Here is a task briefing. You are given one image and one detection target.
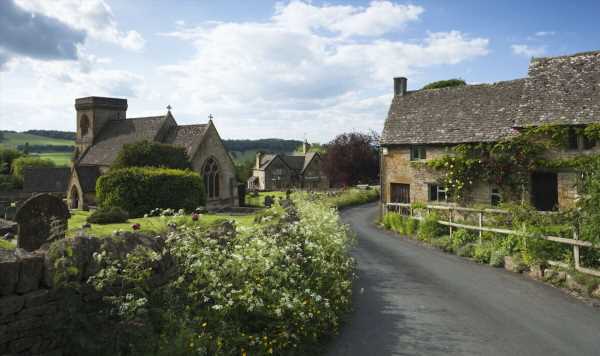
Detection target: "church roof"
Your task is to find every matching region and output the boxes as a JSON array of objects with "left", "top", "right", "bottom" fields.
[
  {"left": 381, "top": 50, "right": 600, "bottom": 145},
  {"left": 79, "top": 115, "right": 170, "bottom": 166},
  {"left": 22, "top": 167, "right": 70, "bottom": 193},
  {"left": 164, "top": 124, "right": 208, "bottom": 155}
]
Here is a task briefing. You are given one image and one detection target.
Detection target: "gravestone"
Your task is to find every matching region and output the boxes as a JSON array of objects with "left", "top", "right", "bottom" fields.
[{"left": 15, "top": 194, "right": 70, "bottom": 252}]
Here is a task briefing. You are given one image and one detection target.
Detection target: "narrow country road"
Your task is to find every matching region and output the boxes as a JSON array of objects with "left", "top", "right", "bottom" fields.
[{"left": 326, "top": 203, "right": 600, "bottom": 356}]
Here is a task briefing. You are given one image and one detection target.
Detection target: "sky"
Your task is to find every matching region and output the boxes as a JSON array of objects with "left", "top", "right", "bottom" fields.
[{"left": 1, "top": 0, "right": 600, "bottom": 143}]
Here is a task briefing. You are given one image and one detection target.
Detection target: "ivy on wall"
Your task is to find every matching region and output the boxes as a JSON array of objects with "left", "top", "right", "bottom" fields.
[{"left": 420, "top": 123, "right": 600, "bottom": 202}]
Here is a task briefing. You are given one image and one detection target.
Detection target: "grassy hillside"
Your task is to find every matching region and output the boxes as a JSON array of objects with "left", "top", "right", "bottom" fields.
[{"left": 0, "top": 131, "right": 73, "bottom": 147}]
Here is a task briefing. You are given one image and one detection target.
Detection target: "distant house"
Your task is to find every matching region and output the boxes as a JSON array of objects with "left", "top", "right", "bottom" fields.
[
  {"left": 23, "top": 167, "right": 70, "bottom": 196},
  {"left": 67, "top": 96, "right": 238, "bottom": 209},
  {"left": 247, "top": 142, "right": 328, "bottom": 191},
  {"left": 380, "top": 50, "right": 600, "bottom": 211}
]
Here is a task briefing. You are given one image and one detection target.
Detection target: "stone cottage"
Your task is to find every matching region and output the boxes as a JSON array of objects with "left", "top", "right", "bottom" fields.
[
  {"left": 247, "top": 142, "right": 328, "bottom": 191},
  {"left": 67, "top": 96, "right": 238, "bottom": 209},
  {"left": 380, "top": 50, "right": 600, "bottom": 211}
]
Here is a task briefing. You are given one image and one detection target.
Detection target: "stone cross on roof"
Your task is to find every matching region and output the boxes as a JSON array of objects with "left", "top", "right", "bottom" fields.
[
  {"left": 166, "top": 105, "right": 172, "bottom": 112},
  {"left": 208, "top": 113, "right": 214, "bottom": 120}
]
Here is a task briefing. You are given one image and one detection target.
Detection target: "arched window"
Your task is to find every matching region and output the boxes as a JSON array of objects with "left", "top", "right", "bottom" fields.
[
  {"left": 203, "top": 157, "right": 220, "bottom": 199},
  {"left": 80, "top": 115, "right": 90, "bottom": 136}
]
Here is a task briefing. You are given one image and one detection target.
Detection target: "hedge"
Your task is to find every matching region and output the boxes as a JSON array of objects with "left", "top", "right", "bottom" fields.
[
  {"left": 96, "top": 167, "right": 205, "bottom": 217},
  {"left": 111, "top": 140, "right": 191, "bottom": 170}
]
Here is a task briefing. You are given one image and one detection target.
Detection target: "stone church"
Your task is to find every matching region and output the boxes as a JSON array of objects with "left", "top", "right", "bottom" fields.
[{"left": 67, "top": 96, "right": 238, "bottom": 210}]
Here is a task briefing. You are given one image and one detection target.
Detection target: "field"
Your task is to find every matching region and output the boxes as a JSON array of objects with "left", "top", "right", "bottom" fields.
[
  {"left": 0, "top": 132, "right": 73, "bottom": 147},
  {"left": 67, "top": 210, "right": 256, "bottom": 237},
  {"left": 31, "top": 152, "right": 72, "bottom": 166}
]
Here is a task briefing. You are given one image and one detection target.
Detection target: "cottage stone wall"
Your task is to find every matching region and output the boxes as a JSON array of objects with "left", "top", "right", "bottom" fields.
[{"left": 381, "top": 144, "right": 576, "bottom": 209}]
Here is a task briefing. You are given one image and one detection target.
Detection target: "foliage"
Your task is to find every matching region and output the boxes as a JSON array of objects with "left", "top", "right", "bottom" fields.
[
  {"left": 0, "top": 147, "right": 23, "bottom": 174},
  {"left": 577, "top": 155, "right": 600, "bottom": 245},
  {"left": 10, "top": 155, "right": 55, "bottom": 182},
  {"left": 87, "top": 207, "right": 129, "bottom": 224},
  {"left": 0, "top": 174, "right": 21, "bottom": 191},
  {"left": 382, "top": 213, "right": 418, "bottom": 235},
  {"left": 417, "top": 212, "right": 447, "bottom": 242},
  {"left": 321, "top": 132, "right": 379, "bottom": 187},
  {"left": 234, "top": 157, "right": 255, "bottom": 183},
  {"left": 24, "top": 129, "right": 76, "bottom": 140},
  {"left": 430, "top": 235, "right": 452, "bottom": 252},
  {"left": 310, "top": 188, "right": 380, "bottom": 210},
  {"left": 59, "top": 194, "right": 355, "bottom": 355},
  {"left": 456, "top": 243, "right": 476, "bottom": 258},
  {"left": 422, "top": 79, "right": 466, "bottom": 90},
  {"left": 112, "top": 140, "right": 191, "bottom": 170},
  {"left": 16, "top": 144, "right": 74, "bottom": 153},
  {"left": 473, "top": 242, "right": 493, "bottom": 264},
  {"left": 449, "top": 229, "right": 476, "bottom": 252},
  {"left": 224, "top": 138, "right": 303, "bottom": 153},
  {"left": 96, "top": 167, "right": 205, "bottom": 217}
]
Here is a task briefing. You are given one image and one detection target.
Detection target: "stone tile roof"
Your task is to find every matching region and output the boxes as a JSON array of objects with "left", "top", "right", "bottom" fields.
[
  {"left": 258, "top": 154, "right": 278, "bottom": 170},
  {"left": 164, "top": 124, "right": 208, "bottom": 155},
  {"left": 258, "top": 153, "right": 319, "bottom": 174},
  {"left": 76, "top": 165, "right": 101, "bottom": 192},
  {"left": 281, "top": 155, "right": 306, "bottom": 171},
  {"left": 79, "top": 116, "right": 169, "bottom": 166},
  {"left": 516, "top": 51, "right": 600, "bottom": 127},
  {"left": 22, "top": 167, "right": 70, "bottom": 193},
  {"left": 382, "top": 50, "right": 600, "bottom": 145}
]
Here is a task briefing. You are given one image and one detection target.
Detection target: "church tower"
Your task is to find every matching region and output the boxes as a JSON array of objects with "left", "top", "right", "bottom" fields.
[{"left": 74, "top": 97, "right": 127, "bottom": 155}]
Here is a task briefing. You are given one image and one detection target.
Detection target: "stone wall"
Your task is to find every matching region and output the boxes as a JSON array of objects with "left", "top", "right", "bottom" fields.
[
  {"left": 0, "top": 249, "right": 60, "bottom": 356},
  {"left": 0, "top": 232, "right": 173, "bottom": 356}
]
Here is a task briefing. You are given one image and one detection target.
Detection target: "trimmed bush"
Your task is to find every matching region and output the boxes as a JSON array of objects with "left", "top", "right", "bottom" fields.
[
  {"left": 96, "top": 167, "right": 205, "bottom": 217},
  {"left": 87, "top": 207, "right": 129, "bottom": 224},
  {"left": 112, "top": 140, "right": 191, "bottom": 170}
]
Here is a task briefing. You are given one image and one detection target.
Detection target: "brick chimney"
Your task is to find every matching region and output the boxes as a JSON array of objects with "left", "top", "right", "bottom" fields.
[{"left": 394, "top": 77, "right": 407, "bottom": 96}]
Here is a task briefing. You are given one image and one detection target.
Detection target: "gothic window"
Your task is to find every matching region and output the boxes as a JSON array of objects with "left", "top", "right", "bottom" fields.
[
  {"left": 203, "top": 157, "right": 220, "bottom": 199},
  {"left": 80, "top": 115, "right": 90, "bottom": 136}
]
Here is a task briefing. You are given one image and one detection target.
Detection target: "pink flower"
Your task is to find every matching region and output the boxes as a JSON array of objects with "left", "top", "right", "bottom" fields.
[
  {"left": 132, "top": 223, "right": 141, "bottom": 230},
  {"left": 191, "top": 213, "right": 199, "bottom": 221}
]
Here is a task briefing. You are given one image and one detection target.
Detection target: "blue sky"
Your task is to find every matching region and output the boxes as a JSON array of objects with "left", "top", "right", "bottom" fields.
[{"left": 1, "top": 0, "right": 600, "bottom": 142}]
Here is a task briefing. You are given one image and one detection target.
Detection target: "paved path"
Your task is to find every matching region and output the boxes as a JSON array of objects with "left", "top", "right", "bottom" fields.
[{"left": 326, "top": 203, "right": 600, "bottom": 356}]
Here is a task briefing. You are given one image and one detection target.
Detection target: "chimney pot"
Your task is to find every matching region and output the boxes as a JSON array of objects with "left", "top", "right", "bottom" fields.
[{"left": 394, "top": 77, "right": 407, "bottom": 96}]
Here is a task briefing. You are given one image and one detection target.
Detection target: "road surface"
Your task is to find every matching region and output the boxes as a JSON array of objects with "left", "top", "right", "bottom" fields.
[{"left": 326, "top": 203, "right": 600, "bottom": 356}]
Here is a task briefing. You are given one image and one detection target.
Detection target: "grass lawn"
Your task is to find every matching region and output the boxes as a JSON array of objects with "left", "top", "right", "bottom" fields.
[
  {"left": 67, "top": 210, "right": 257, "bottom": 238},
  {"left": 0, "top": 132, "right": 73, "bottom": 148},
  {"left": 32, "top": 152, "right": 72, "bottom": 166},
  {"left": 245, "top": 191, "right": 288, "bottom": 207}
]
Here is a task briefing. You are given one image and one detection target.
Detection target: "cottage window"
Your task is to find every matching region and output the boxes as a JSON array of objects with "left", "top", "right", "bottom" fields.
[
  {"left": 203, "top": 157, "right": 220, "bottom": 199},
  {"left": 490, "top": 188, "right": 502, "bottom": 207},
  {"left": 428, "top": 184, "right": 447, "bottom": 202},
  {"left": 567, "top": 128, "right": 579, "bottom": 150},
  {"left": 410, "top": 146, "right": 426, "bottom": 161},
  {"left": 390, "top": 183, "right": 410, "bottom": 203}
]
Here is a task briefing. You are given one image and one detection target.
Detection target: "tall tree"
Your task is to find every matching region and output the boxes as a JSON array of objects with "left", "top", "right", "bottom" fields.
[{"left": 322, "top": 132, "right": 379, "bottom": 187}]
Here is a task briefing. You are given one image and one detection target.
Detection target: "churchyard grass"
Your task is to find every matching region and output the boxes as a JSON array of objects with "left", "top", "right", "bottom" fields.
[
  {"left": 245, "top": 191, "right": 287, "bottom": 207},
  {"left": 67, "top": 210, "right": 256, "bottom": 237},
  {"left": 0, "top": 239, "right": 15, "bottom": 250}
]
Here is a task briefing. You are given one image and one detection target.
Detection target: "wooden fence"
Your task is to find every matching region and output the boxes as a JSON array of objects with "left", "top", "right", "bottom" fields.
[{"left": 384, "top": 202, "right": 600, "bottom": 277}]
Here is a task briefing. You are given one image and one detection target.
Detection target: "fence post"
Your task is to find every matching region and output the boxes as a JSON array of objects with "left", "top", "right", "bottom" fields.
[
  {"left": 478, "top": 212, "right": 483, "bottom": 244},
  {"left": 573, "top": 228, "right": 580, "bottom": 270},
  {"left": 449, "top": 209, "right": 453, "bottom": 238}
]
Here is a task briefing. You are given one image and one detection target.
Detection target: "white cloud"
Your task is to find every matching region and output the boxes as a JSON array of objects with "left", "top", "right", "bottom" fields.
[
  {"left": 159, "top": 1, "right": 488, "bottom": 141},
  {"left": 15, "top": 0, "right": 145, "bottom": 50},
  {"left": 272, "top": 1, "right": 424, "bottom": 37},
  {"left": 511, "top": 44, "right": 546, "bottom": 57},
  {"left": 535, "top": 31, "right": 555, "bottom": 37}
]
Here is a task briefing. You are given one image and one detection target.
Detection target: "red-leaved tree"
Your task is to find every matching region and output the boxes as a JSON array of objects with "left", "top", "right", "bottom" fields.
[{"left": 322, "top": 132, "right": 380, "bottom": 187}]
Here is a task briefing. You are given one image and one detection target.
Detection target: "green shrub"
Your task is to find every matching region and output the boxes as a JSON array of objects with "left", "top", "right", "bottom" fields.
[
  {"left": 450, "top": 228, "right": 476, "bottom": 252},
  {"left": 0, "top": 147, "right": 23, "bottom": 174},
  {"left": 489, "top": 248, "right": 507, "bottom": 267},
  {"left": 111, "top": 140, "right": 191, "bottom": 170},
  {"left": 473, "top": 242, "right": 493, "bottom": 264},
  {"left": 0, "top": 174, "right": 20, "bottom": 191},
  {"left": 96, "top": 167, "right": 205, "bottom": 217},
  {"left": 422, "top": 78, "right": 466, "bottom": 90},
  {"left": 383, "top": 213, "right": 419, "bottom": 236},
  {"left": 329, "top": 188, "right": 380, "bottom": 209},
  {"left": 11, "top": 156, "right": 55, "bottom": 181},
  {"left": 417, "top": 213, "right": 446, "bottom": 242},
  {"left": 456, "top": 243, "right": 476, "bottom": 258},
  {"left": 87, "top": 207, "right": 129, "bottom": 224},
  {"left": 431, "top": 235, "right": 452, "bottom": 252}
]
